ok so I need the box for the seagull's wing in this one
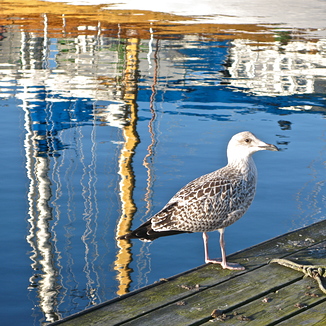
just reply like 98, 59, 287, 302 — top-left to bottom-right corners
151, 169, 251, 232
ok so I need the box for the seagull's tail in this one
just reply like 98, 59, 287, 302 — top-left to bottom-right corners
117, 219, 189, 242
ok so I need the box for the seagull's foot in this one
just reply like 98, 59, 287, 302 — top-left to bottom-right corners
205, 258, 245, 270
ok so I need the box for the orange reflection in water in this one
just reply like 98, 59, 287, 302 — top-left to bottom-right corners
1, 0, 278, 42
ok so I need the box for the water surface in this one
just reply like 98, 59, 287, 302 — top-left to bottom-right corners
0, 1, 325, 325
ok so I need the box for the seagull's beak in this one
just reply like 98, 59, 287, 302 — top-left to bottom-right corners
259, 143, 279, 151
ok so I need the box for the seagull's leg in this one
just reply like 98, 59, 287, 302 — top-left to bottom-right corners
218, 228, 245, 270
203, 231, 223, 264
203, 232, 212, 263
203, 230, 245, 270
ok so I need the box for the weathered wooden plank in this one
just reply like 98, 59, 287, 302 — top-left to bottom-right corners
119, 264, 299, 325
51, 264, 243, 326
276, 300, 326, 326
120, 241, 326, 325
202, 273, 325, 325
50, 219, 326, 326
198, 241, 326, 326
199, 241, 326, 326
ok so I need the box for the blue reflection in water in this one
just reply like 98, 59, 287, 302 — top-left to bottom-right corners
0, 25, 325, 326
28, 98, 94, 155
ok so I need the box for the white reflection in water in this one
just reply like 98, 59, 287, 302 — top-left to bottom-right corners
226, 39, 326, 96
80, 120, 100, 307
23, 97, 61, 323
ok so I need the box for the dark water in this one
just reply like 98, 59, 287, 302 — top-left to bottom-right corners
0, 2, 325, 325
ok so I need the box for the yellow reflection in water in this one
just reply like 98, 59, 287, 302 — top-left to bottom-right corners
114, 38, 140, 296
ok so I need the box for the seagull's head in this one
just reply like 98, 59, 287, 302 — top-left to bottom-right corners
227, 131, 279, 163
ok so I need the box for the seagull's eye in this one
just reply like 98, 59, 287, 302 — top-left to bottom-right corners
244, 138, 251, 143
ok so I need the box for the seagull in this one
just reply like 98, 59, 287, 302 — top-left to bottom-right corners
118, 131, 279, 270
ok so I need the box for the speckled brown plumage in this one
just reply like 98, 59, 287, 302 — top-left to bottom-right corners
118, 131, 278, 270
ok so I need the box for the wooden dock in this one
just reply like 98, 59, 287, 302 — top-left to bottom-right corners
50, 220, 326, 326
